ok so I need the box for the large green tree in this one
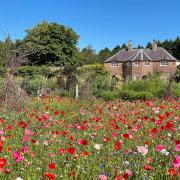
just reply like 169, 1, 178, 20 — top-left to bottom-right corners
80, 45, 98, 64
97, 47, 112, 63
23, 22, 81, 67
112, 45, 121, 55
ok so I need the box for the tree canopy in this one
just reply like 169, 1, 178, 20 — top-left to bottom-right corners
22, 22, 81, 67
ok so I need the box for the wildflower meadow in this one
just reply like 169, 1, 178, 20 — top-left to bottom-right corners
0, 97, 179, 179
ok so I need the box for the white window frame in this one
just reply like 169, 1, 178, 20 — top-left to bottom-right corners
111, 62, 118, 67
133, 74, 141, 80
134, 61, 140, 66
144, 61, 150, 66
160, 60, 169, 66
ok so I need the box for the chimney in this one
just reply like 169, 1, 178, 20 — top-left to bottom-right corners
152, 40, 157, 51
128, 40, 132, 51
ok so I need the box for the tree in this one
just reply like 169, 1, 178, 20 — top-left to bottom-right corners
146, 42, 152, 49
97, 47, 112, 63
0, 35, 13, 67
23, 21, 81, 67
122, 43, 127, 49
112, 45, 121, 55
137, 44, 144, 49
80, 45, 97, 64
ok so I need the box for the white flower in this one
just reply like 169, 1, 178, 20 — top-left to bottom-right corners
137, 146, 148, 156
94, 144, 103, 150
167, 133, 171, 137
161, 149, 169, 156
16, 178, 23, 180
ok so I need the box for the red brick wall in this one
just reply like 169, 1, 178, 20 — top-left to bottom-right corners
104, 61, 177, 79
104, 62, 123, 76
153, 61, 177, 76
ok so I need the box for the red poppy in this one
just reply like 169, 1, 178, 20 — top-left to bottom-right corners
122, 133, 129, 139
103, 137, 110, 142
68, 148, 75, 154
59, 148, 65, 154
123, 173, 129, 179
143, 164, 153, 170
54, 111, 59, 115
168, 168, 178, 176
0, 146, 3, 153
0, 158, 6, 168
44, 172, 55, 179
114, 141, 121, 151
48, 163, 56, 169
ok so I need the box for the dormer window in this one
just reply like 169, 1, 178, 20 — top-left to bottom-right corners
144, 61, 150, 66
134, 61, 140, 66
160, 60, 169, 66
111, 62, 118, 67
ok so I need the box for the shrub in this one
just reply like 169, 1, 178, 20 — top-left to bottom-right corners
118, 90, 153, 101
22, 76, 58, 96
0, 67, 7, 78
173, 82, 180, 98
16, 66, 55, 78
100, 91, 117, 101
122, 77, 167, 98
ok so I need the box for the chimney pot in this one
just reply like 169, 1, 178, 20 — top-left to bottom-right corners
152, 40, 157, 51
128, 40, 132, 50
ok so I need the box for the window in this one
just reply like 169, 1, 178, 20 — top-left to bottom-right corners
144, 61, 150, 66
133, 74, 141, 80
160, 60, 169, 66
111, 62, 118, 67
134, 61, 140, 66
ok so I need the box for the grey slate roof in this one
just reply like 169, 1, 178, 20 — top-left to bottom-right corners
104, 47, 177, 63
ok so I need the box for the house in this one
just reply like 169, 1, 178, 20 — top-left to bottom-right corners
104, 40, 177, 81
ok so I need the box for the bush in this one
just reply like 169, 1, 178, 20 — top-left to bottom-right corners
122, 77, 167, 98
16, 66, 55, 78
100, 91, 117, 101
0, 67, 7, 78
173, 82, 180, 98
118, 90, 153, 101
76, 64, 111, 97
22, 76, 59, 96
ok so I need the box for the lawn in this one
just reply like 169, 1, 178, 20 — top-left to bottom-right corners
0, 97, 179, 179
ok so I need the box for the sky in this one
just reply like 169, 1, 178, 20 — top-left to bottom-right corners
0, 0, 180, 52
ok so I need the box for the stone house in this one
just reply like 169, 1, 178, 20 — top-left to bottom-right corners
104, 41, 178, 81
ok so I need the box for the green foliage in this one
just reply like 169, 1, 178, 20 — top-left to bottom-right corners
97, 47, 112, 63
100, 90, 117, 101
23, 21, 82, 66
22, 76, 58, 96
112, 45, 122, 55
76, 64, 111, 97
118, 90, 153, 101
16, 66, 55, 78
174, 64, 180, 83
122, 74, 167, 98
100, 90, 153, 101
80, 45, 98, 64
173, 82, 180, 98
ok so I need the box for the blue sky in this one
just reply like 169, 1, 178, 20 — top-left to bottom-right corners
0, 0, 179, 51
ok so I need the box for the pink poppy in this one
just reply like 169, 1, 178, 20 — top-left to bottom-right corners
155, 145, 165, 152
99, 175, 108, 180
13, 151, 20, 158
172, 155, 180, 168
174, 144, 180, 152
137, 146, 148, 156
16, 156, 24, 163
21, 146, 29, 153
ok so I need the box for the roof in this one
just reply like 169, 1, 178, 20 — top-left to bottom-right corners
104, 47, 177, 63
